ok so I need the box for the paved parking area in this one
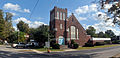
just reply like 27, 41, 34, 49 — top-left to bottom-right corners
0, 45, 32, 52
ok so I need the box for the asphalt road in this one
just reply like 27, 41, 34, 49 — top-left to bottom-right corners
46, 45, 120, 58
0, 45, 120, 58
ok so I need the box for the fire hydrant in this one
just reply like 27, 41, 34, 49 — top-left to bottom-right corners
47, 48, 50, 53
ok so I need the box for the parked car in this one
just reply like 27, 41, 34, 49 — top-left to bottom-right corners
15, 43, 26, 48
26, 42, 39, 48
25, 43, 33, 48
11, 43, 18, 48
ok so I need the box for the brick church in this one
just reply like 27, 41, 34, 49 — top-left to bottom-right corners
50, 6, 91, 46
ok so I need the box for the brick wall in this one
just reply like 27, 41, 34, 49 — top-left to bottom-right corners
50, 6, 91, 46
66, 13, 91, 46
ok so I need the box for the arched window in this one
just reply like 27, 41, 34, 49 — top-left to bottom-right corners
60, 12, 62, 20
57, 11, 59, 19
63, 13, 65, 20
60, 24, 62, 29
71, 26, 76, 39
77, 29, 79, 40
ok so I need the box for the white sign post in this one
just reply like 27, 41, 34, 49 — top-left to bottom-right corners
45, 42, 50, 48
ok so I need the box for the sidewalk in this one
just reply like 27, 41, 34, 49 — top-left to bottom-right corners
111, 53, 120, 58
32, 49, 77, 53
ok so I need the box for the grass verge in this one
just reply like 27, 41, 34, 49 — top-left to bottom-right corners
35, 48, 63, 52
35, 44, 120, 52
77, 44, 120, 50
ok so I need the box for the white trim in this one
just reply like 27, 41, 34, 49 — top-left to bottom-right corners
91, 38, 111, 41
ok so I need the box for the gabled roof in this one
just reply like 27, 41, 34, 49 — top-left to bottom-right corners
67, 13, 86, 32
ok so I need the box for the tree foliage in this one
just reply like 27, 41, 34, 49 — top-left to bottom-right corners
86, 26, 97, 37
98, 32, 104, 38
105, 30, 115, 37
17, 21, 29, 33
8, 32, 18, 43
29, 25, 54, 47
18, 31, 26, 43
86, 26, 116, 38
8, 31, 28, 43
0, 10, 14, 40
95, 0, 120, 26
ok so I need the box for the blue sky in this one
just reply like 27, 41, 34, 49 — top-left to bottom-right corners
0, 0, 120, 35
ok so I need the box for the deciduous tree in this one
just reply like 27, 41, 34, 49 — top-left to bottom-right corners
17, 21, 29, 33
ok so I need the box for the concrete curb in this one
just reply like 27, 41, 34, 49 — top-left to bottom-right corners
32, 50, 45, 53
31, 49, 63, 57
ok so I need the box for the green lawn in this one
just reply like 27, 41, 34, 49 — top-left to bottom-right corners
35, 44, 120, 52
35, 48, 63, 52
77, 44, 120, 50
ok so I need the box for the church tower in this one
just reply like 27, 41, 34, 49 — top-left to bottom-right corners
50, 6, 67, 45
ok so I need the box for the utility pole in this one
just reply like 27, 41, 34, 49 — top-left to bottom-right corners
47, 30, 50, 53
17, 29, 19, 43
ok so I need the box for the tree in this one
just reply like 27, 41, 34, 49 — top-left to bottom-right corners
98, 32, 104, 38
105, 30, 115, 38
86, 26, 97, 37
0, 10, 5, 39
0, 10, 14, 41
95, 0, 120, 26
104, 33, 110, 38
4, 12, 14, 40
17, 21, 29, 33
8, 32, 18, 43
18, 32, 26, 43
29, 24, 54, 47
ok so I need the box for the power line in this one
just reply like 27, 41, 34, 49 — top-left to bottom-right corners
28, 0, 40, 20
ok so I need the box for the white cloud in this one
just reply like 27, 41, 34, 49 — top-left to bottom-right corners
92, 12, 107, 21
86, 21, 120, 36
29, 21, 47, 28
13, 17, 31, 24
75, 5, 88, 15
3, 3, 30, 13
78, 17, 87, 21
74, 3, 120, 35
3, 3, 21, 11
13, 17, 47, 28
75, 4, 97, 15
24, 9, 30, 13
74, 4, 98, 21
10, 12, 17, 16
13, 26, 17, 31
104, 4, 112, 9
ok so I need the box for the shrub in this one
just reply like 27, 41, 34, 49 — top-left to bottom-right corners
84, 43, 94, 47
73, 43, 79, 49
52, 43, 60, 49
95, 42, 105, 46
112, 40, 120, 44
69, 40, 79, 49
0, 42, 3, 45
50, 40, 56, 47
104, 41, 111, 44
71, 40, 75, 44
